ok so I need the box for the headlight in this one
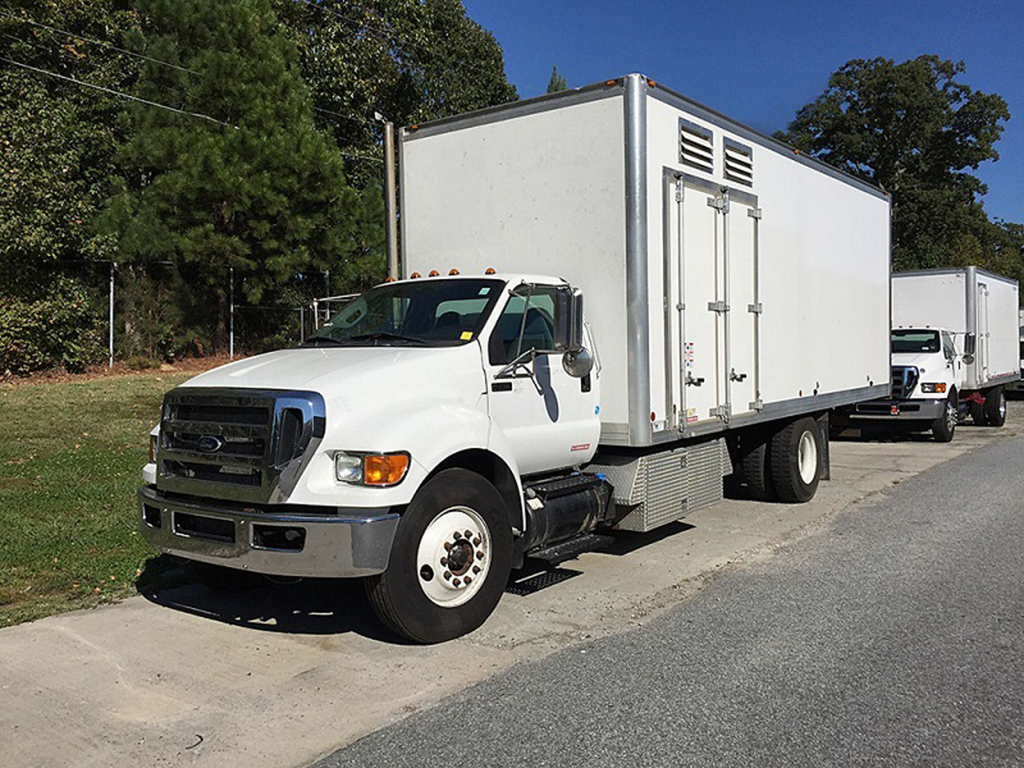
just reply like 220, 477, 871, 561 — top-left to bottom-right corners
335, 451, 410, 487
920, 383, 947, 394
334, 453, 364, 483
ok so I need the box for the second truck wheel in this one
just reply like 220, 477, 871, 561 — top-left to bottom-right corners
769, 418, 822, 503
365, 468, 513, 644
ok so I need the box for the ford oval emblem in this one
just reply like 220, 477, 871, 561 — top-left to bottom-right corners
197, 435, 223, 453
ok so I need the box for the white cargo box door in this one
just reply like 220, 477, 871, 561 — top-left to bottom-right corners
977, 279, 990, 382
675, 175, 760, 427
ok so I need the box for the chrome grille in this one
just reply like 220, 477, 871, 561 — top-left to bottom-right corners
891, 366, 919, 399
157, 388, 325, 503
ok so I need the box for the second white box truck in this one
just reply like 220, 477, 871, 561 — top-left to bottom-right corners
849, 267, 1019, 440
139, 75, 891, 642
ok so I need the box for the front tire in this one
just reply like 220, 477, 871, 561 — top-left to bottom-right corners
984, 386, 1007, 427
769, 417, 822, 503
932, 393, 958, 442
365, 469, 513, 644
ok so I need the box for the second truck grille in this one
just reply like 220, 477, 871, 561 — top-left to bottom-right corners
891, 366, 920, 399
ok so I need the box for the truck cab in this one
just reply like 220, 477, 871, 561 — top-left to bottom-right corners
851, 327, 964, 442
140, 273, 607, 642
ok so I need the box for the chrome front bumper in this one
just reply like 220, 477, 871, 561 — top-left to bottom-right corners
851, 398, 946, 421
138, 486, 399, 578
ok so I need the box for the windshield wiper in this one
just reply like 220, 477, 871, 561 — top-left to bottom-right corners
348, 331, 426, 345
301, 336, 349, 347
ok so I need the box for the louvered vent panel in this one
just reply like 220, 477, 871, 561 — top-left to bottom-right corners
679, 119, 713, 173
724, 139, 754, 186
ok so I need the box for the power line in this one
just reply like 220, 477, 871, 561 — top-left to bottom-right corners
0, 11, 199, 75
0, 56, 236, 128
294, 0, 502, 82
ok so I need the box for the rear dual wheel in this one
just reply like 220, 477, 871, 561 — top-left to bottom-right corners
769, 417, 823, 503
365, 468, 512, 644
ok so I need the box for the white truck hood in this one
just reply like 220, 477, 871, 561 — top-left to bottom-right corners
891, 351, 941, 372
180, 345, 477, 393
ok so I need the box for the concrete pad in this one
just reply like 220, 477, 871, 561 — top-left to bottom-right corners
2, 405, 1020, 768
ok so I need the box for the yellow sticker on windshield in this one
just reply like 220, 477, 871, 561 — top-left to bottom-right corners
460, 331, 473, 341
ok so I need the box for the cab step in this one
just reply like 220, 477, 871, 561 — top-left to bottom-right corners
525, 532, 614, 566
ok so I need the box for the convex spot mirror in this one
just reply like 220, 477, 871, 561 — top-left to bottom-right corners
963, 353, 975, 365
562, 347, 593, 378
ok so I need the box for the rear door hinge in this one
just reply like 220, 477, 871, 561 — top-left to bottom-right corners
748, 302, 763, 314
707, 195, 729, 213
708, 300, 729, 313
748, 207, 762, 220
710, 405, 731, 422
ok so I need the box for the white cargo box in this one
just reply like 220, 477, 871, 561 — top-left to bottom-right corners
400, 74, 891, 447
892, 268, 1020, 391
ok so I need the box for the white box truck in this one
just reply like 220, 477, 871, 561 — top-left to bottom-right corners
139, 75, 891, 642
848, 267, 1020, 440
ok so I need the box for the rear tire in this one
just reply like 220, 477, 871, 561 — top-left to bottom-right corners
931, 393, 957, 443
984, 386, 1006, 427
769, 417, 822, 503
365, 469, 512, 644
970, 399, 987, 426
739, 433, 774, 501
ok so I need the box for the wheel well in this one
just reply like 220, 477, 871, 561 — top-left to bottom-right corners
427, 450, 522, 532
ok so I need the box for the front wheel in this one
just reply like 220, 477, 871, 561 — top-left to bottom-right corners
365, 468, 513, 643
932, 394, 958, 442
984, 386, 1007, 427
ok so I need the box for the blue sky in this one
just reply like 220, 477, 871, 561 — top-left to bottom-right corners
463, 0, 1023, 225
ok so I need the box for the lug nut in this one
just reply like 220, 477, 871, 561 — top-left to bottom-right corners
477, 551, 485, 560
472, 537, 481, 546
472, 566, 481, 574
444, 541, 452, 551
443, 571, 451, 581
440, 557, 448, 567
464, 576, 472, 586
453, 531, 462, 540
464, 530, 472, 538
452, 577, 461, 587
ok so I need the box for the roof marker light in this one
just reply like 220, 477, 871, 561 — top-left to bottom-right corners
410, 272, 421, 279
428, 270, 440, 277
485, 268, 496, 275
449, 268, 460, 275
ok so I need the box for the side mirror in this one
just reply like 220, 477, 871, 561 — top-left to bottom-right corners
567, 288, 584, 352
562, 347, 594, 378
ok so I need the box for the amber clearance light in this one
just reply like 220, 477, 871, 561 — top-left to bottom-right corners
364, 453, 410, 486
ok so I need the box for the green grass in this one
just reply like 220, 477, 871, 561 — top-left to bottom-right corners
0, 372, 196, 626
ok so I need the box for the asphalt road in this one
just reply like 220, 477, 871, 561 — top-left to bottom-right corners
316, 433, 1024, 767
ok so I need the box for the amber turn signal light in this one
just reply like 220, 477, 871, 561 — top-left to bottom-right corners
364, 453, 411, 486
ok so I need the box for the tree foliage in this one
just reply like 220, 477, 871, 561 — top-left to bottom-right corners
546, 65, 567, 93
276, 0, 517, 186
102, 0, 369, 352
0, 0, 517, 369
778, 56, 1014, 272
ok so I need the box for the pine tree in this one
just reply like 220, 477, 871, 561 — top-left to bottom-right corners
103, 0, 363, 351
546, 65, 567, 93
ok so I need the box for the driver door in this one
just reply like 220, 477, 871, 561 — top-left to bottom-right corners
484, 285, 600, 475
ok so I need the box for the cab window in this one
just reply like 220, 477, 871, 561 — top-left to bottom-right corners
488, 286, 570, 365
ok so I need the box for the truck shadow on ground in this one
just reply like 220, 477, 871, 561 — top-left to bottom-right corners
137, 524, 700, 640
137, 556, 406, 643
829, 425, 979, 443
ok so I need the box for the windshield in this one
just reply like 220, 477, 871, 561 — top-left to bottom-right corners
891, 329, 941, 354
304, 279, 504, 347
